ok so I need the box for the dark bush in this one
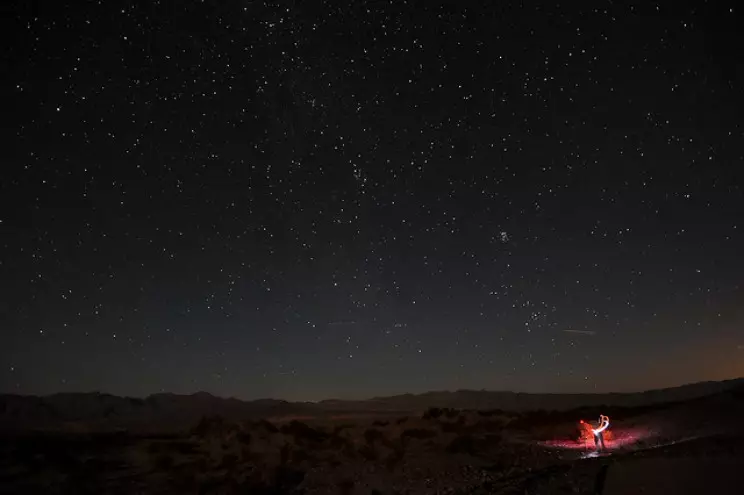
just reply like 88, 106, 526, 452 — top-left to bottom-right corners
385, 448, 404, 470
396, 417, 408, 424
484, 433, 502, 446
334, 424, 353, 434
237, 431, 252, 445
154, 453, 174, 470
280, 443, 290, 464
192, 457, 209, 471
440, 421, 462, 433
423, 407, 443, 420
330, 433, 350, 450
168, 440, 199, 455
198, 475, 224, 494
342, 441, 359, 460
220, 453, 238, 469
292, 447, 311, 463
339, 479, 355, 495
477, 409, 505, 417
446, 435, 478, 455
359, 444, 378, 461
372, 420, 389, 427
258, 420, 279, 433
191, 415, 224, 437
444, 408, 460, 419
364, 428, 384, 444
479, 420, 504, 433
281, 421, 329, 443
401, 428, 437, 440
274, 465, 306, 491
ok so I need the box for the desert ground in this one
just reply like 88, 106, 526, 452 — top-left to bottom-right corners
1, 383, 743, 494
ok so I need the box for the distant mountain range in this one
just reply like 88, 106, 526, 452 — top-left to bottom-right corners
2, 378, 742, 433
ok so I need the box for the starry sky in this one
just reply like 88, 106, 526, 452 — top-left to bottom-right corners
2, 0, 743, 402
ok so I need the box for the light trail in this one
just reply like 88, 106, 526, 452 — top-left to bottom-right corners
592, 414, 610, 435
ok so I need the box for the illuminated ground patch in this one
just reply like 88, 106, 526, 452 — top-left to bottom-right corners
538, 425, 652, 452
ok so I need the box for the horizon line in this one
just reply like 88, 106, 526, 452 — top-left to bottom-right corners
2, 376, 742, 403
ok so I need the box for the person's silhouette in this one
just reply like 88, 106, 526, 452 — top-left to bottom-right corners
593, 414, 609, 451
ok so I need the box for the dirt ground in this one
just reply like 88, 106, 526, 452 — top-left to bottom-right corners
1, 390, 743, 494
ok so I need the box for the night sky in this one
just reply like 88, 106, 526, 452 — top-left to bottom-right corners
3, 0, 743, 402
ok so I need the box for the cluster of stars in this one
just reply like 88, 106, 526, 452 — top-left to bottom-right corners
1, 0, 742, 401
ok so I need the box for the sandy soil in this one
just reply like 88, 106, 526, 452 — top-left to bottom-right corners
1, 390, 742, 494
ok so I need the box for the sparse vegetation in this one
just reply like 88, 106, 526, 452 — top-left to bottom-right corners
447, 434, 478, 455
401, 428, 437, 440
2, 385, 743, 494
153, 452, 174, 469
364, 427, 384, 444
237, 430, 252, 444
281, 420, 329, 443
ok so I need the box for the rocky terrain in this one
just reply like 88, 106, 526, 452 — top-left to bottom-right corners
1, 380, 743, 494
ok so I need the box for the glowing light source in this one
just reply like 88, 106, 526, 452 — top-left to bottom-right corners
592, 414, 610, 435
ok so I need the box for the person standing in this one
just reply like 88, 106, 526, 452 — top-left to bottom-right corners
593, 414, 609, 451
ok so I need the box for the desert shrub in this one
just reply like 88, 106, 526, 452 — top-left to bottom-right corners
274, 465, 306, 491
379, 433, 397, 450
241, 446, 252, 461
237, 431, 252, 445
401, 428, 437, 440
364, 428, 384, 444
342, 441, 359, 460
280, 443, 291, 464
191, 415, 225, 437
444, 408, 460, 419
292, 447, 311, 463
423, 407, 444, 420
339, 479, 355, 495
330, 433, 350, 450
446, 435, 478, 455
484, 433, 502, 446
359, 444, 378, 460
154, 453, 174, 470
281, 421, 329, 443
258, 420, 279, 433
396, 416, 408, 424
385, 447, 404, 470
198, 475, 224, 494
372, 420, 389, 427
440, 421, 463, 433
220, 453, 238, 469
168, 440, 198, 455
478, 409, 505, 417
479, 420, 505, 433
192, 457, 209, 471
334, 424, 353, 434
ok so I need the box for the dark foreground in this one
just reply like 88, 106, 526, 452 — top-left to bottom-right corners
1, 389, 743, 494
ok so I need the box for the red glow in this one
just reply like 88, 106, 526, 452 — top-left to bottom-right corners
539, 420, 651, 452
